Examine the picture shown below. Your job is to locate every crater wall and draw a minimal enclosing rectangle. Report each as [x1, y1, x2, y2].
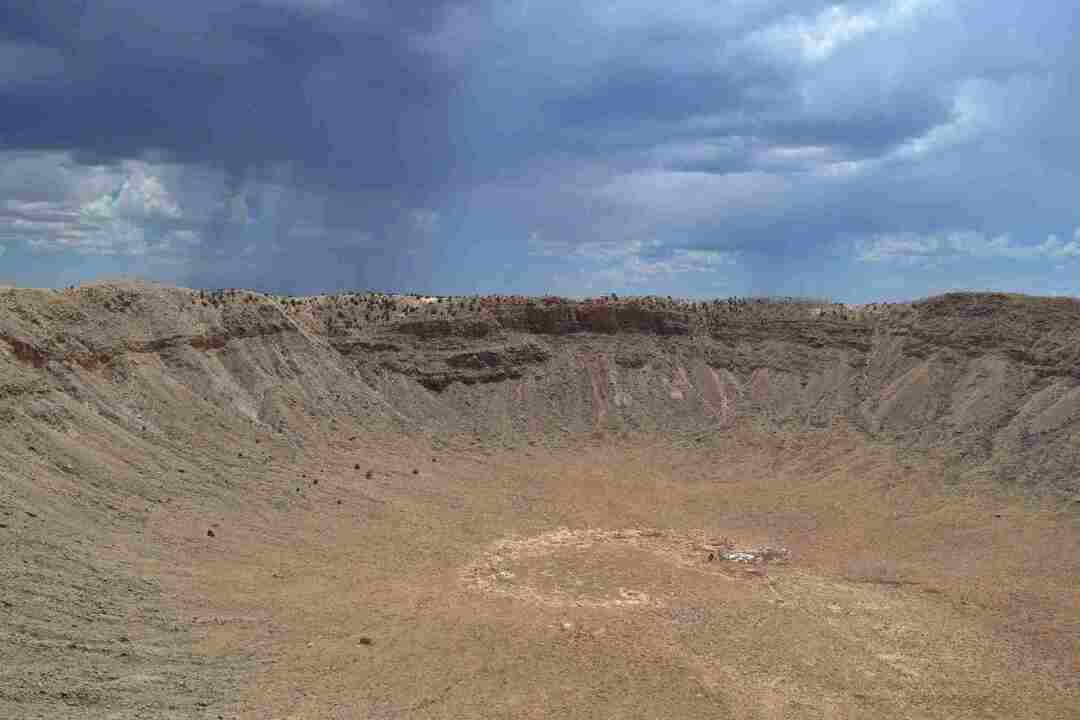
[2, 284, 1078, 495]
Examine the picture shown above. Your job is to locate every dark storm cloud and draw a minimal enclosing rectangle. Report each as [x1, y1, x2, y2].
[550, 68, 783, 129]
[430, 2, 967, 190]
[541, 69, 953, 175]
[456, 1, 1079, 290]
[0, 2, 460, 193]
[3, 1, 1079, 299]
[0, 2, 85, 47]
[0, 1, 483, 292]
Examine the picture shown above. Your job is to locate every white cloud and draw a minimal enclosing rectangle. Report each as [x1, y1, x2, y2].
[554, 246, 738, 293]
[529, 233, 647, 261]
[0, 154, 198, 258]
[758, 144, 829, 164]
[745, 1, 937, 64]
[80, 163, 182, 222]
[533, 229, 737, 289]
[1036, 233, 1080, 259]
[29, 217, 151, 257]
[792, 6, 880, 62]
[887, 78, 998, 163]
[856, 229, 1080, 264]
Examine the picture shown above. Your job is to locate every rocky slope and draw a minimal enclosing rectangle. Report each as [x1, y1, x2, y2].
[2, 281, 1079, 718]
[3, 283, 1077, 496]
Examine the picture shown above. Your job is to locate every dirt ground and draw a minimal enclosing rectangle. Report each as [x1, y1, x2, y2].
[5, 424, 1077, 719]
[2, 284, 1079, 718]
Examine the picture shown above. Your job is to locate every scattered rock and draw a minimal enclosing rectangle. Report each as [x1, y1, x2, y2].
[412, 469, 419, 475]
[206, 529, 215, 538]
[718, 546, 789, 564]
[365, 470, 373, 479]
[357, 637, 374, 646]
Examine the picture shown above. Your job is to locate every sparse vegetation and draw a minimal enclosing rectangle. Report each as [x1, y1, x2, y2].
[1, 281, 1078, 719]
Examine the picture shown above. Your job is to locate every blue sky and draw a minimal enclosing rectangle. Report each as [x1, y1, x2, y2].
[1, 1, 1078, 301]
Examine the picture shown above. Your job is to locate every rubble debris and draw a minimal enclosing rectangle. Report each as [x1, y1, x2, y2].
[718, 546, 789, 564]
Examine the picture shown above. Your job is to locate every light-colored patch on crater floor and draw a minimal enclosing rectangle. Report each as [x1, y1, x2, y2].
[462, 527, 787, 609]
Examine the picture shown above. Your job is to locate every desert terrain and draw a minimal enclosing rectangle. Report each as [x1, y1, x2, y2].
[1, 282, 1078, 718]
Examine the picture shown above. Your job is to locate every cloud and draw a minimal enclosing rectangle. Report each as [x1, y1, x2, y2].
[1039, 232, 1080, 259]
[80, 164, 182, 222]
[551, 247, 740, 295]
[0, 155, 212, 258]
[410, 209, 440, 235]
[597, 171, 787, 220]
[855, 229, 1080, 265]
[1, 1, 1078, 298]
[530, 230, 738, 294]
[0, 1, 465, 280]
[748, 3, 882, 63]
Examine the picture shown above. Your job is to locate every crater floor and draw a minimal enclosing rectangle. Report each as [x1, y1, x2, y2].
[2, 285, 1079, 718]
[7, 427, 1075, 719]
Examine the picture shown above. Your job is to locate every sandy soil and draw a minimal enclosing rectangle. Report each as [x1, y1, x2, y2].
[2, 283, 1079, 718]
[5, 425, 1077, 719]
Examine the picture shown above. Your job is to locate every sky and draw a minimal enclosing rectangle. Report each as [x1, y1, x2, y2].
[1, 1, 1078, 301]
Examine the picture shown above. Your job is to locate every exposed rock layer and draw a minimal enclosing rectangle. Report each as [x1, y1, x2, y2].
[1, 284, 1078, 494]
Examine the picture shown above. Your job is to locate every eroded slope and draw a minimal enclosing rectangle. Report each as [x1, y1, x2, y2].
[1, 282, 1078, 718]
